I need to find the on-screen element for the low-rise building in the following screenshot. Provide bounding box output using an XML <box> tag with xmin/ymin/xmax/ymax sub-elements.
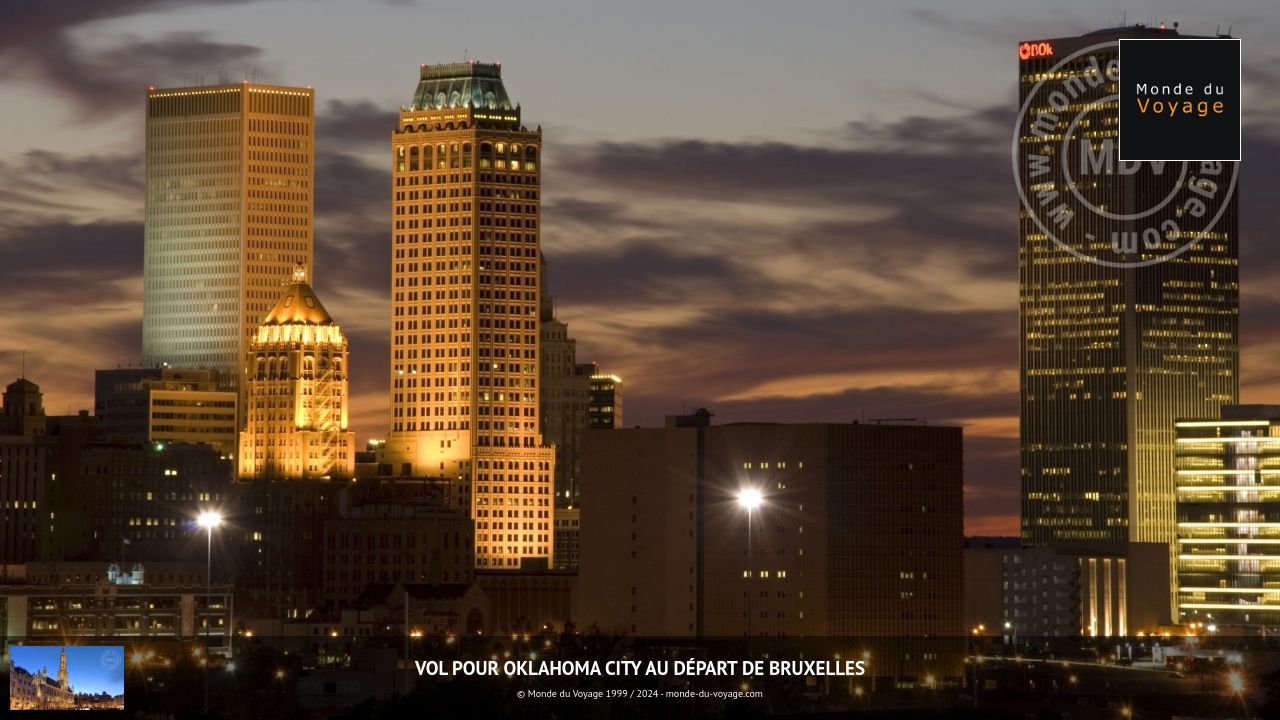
<box><xmin>1</xmin><ymin>563</ymin><xmax>232</xmax><ymax>653</ymax></box>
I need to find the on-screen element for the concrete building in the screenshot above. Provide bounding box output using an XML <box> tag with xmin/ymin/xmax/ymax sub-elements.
<box><xmin>96</xmin><ymin>368</ymin><xmax>237</xmax><ymax>456</ymax></box>
<box><xmin>538</xmin><ymin>266</ymin><xmax>591</xmax><ymax>506</ymax></box>
<box><xmin>579</xmin><ymin>410</ymin><xmax>963</xmax><ymax>680</ymax></box>
<box><xmin>380</xmin><ymin>61</ymin><xmax>554</xmax><ymax>570</ymax></box>
<box><xmin>70</xmin><ymin>442</ymin><xmax>232</xmax><ymax>562</ymax></box>
<box><xmin>1175</xmin><ymin>405</ymin><xmax>1280</xmax><ymax>630</ymax></box>
<box><xmin>321</xmin><ymin>500</ymin><xmax>474</xmax><ymax>608</ymax></box>
<box><xmin>1</xmin><ymin>564</ymin><xmax>232</xmax><ymax>653</ymax></box>
<box><xmin>238</xmin><ymin>267</ymin><xmax>355</xmax><ymax>480</ymax></box>
<box><xmin>553</xmin><ymin>506</ymin><xmax>580</xmax><ymax>571</ymax></box>
<box><xmin>143</xmin><ymin>83</ymin><xmax>315</xmax><ymax>394</ymax></box>
<box><xmin>964</xmin><ymin>540</ymin><xmax>1171</xmax><ymax>640</ymax></box>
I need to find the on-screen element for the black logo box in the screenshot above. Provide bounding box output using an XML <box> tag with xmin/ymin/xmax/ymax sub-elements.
<box><xmin>1118</xmin><ymin>37</ymin><xmax>1241</xmax><ymax>162</ymax></box>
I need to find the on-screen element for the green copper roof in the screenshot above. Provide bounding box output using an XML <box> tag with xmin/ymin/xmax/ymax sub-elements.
<box><xmin>408</xmin><ymin>61</ymin><xmax>515</xmax><ymax>112</ymax></box>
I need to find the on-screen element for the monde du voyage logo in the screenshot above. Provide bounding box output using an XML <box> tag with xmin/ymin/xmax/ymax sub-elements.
<box><xmin>1013</xmin><ymin>39</ymin><xmax>1239</xmax><ymax>269</ymax></box>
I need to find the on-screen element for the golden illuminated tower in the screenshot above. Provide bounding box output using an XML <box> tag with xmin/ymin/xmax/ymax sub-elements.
<box><xmin>1017</xmin><ymin>28</ymin><xmax>1239</xmax><ymax>547</ymax></box>
<box><xmin>143</xmin><ymin>83</ymin><xmax>315</xmax><ymax>396</ymax></box>
<box><xmin>382</xmin><ymin>62</ymin><xmax>554</xmax><ymax>570</ymax></box>
<box><xmin>238</xmin><ymin>267</ymin><xmax>354</xmax><ymax>480</ymax></box>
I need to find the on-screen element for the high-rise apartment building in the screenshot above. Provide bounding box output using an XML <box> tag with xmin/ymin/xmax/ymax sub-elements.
<box><xmin>1018</xmin><ymin>27</ymin><xmax>1239</xmax><ymax>547</ymax></box>
<box><xmin>1175</xmin><ymin>405</ymin><xmax>1280</xmax><ymax>629</ymax></box>
<box><xmin>238</xmin><ymin>268</ymin><xmax>354</xmax><ymax>480</ymax></box>
<box><xmin>143</xmin><ymin>83</ymin><xmax>315</xmax><ymax>394</ymax></box>
<box><xmin>381</xmin><ymin>62</ymin><xmax>554</xmax><ymax>570</ymax></box>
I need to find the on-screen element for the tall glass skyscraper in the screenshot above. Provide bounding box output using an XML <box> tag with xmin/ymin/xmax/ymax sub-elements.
<box><xmin>142</xmin><ymin>83</ymin><xmax>315</xmax><ymax>394</ymax></box>
<box><xmin>381</xmin><ymin>62</ymin><xmax>554</xmax><ymax>569</ymax></box>
<box><xmin>1017</xmin><ymin>27</ymin><xmax>1239</xmax><ymax>548</ymax></box>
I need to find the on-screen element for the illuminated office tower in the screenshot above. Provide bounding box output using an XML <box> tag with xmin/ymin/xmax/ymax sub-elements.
<box><xmin>238</xmin><ymin>267</ymin><xmax>354</xmax><ymax>480</ymax></box>
<box><xmin>1175</xmin><ymin>406</ymin><xmax>1280</xmax><ymax>629</ymax></box>
<box><xmin>382</xmin><ymin>62</ymin><xmax>554</xmax><ymax>569</ymax></box>
<box><xmin>1018</xmin><ymin>26</ymin><xmax>1238</xmax><ymax>546</ymax></box>
<box><xmin>143</xmin><ymin>83</ymin><xmax>315</xmax><ymax>394</ymax></box>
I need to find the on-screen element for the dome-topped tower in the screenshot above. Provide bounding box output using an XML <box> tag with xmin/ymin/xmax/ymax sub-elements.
<box><xmin>238</xmin><ymin>268</ymin><xmax>355</xmax><ymax>480</ymax></box>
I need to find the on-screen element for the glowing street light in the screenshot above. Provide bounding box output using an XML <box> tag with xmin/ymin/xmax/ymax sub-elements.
<box><xmin>737</xmin><ymin>487</ymin><xmax>764</xmax><ymax>640</ymax></box>
<box><xmin>1227</xmin><ymin>670</ymin><xmax>1244</xmax><ymax>694</ymax></box>
<box><xmin>196</xmin><ymin>509</ymin><xmax>223</xmax><ymax>715</ymax></box>
<box><xmin>737</xmin><ymin>488</ymin><xmax>763</xmax><ymax>511</ymax></box>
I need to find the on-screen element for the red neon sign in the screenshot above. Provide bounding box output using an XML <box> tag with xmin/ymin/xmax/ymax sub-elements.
<box><xmin>1018</xmin><ymin>41</ymin><xmax>1054</xmax><ymax>60</ymax></box>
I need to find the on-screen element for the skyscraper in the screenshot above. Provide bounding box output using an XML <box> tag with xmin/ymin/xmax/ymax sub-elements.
<box><xmin>238</xmin><ymin>267</ymin><xmax>354</xmax><ymax>480</ymax></box>
<box><xmin>1018</xmin><ymin>27</ymin><xmax>1239</xmax><ymax>548</ymax></box>
<box><xmin>143</xmin><ymin>83</ymin><xmax>315</xmax><ymax>393</ymax></box>
<box><xmin>381</xmin><ymin>62</ymin><xmax>554</xmax><ymax>570</ymax></box>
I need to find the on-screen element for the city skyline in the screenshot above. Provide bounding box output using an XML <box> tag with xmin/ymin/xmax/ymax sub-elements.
<box><xmin>5</xmin><ymin>1</ymin><xmax>1280</xmax><ymax>536</ymax></box>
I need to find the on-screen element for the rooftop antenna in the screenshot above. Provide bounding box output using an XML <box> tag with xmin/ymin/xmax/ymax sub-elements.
<box><xmin>21</xmin><ymin>350</ymin><xmax>26</xmax><ymax>378</ymax></box>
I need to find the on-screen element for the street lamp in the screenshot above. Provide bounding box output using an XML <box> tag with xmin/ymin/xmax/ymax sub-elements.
<box><xmin>1227</xmin><ymin>670</ymin><xmax>1244</xmax><ymax>694</ymax></box>
<box><xmin>196</xmin><ymin>510</ymin><xmax>222</xmax><ymax>714</ymax></box>
<box><xmin>736</xmin><ymin>488</ymin><xmax>763</xmax><ymax>641</ymax></box>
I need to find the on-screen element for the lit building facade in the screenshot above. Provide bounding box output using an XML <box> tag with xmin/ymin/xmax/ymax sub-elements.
<box><xmin>143</xmin><ymin>83</ymin><xmax>315</xmax><ymax>395</ymax></box>
<box><xmin>2</xmin><ymin>567</ymin><xmax>232</xmax><ymax>651</ymax></box>
<box><xmin>1018</xmin><ymin>27</ymin><xmax>1239</xmax><ymax>548</ymax></box>
<box><xmin>381</xmin><ymin>62</ymin><xmax>553</xmax><ymax>570</ymax></box>
<box><xmin>1176</xmin><ymin>405</ymin><xmax>1280</xmax><ymax>629</ymax></box>
<box><xmin>96</xmin><ymin>368</ymin><xmax>237</xmax><ymax>456</ymax></box>
<box><xmin>966</xmin><ymin>541</ymin><xmax>1170</xmax><ymax>640</ymax></box>
<box><xmin>588</xmin><ymin>371</ymin><xmax>623</xmax><ymax>429</ymax></box>
<box><xmin>239</xmin><ymin>268</ymin><xmax>355</xmax><ymax>480</ymax></box>
<box><xmin>8</xmin><ymin>648</ymin><xmax>72</xmax><ymax>710</ymax></box>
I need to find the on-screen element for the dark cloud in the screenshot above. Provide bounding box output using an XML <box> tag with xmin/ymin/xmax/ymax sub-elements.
<box><xmin>0</xmin><ymin>150</ymin><xmax>143</xmax><ymax>225</ymax></box>
<box><xmin>0</xmin><ymin>220</ymin><xmax>141</xmax><ymax>290</ymax></box>
<box><xmin>318</xmin><ymin>100</ymin><xmax>396</xmax><ymax>150</ymax></box>
<box><xmin>0</xmin><ymin>0</ymin><xmax>263</xmax><ymax>113</ymax></box>
<box><xmin>25</xmin><ymin>32</ymin><xmax>263</xmax><ymax>113</ymax></box>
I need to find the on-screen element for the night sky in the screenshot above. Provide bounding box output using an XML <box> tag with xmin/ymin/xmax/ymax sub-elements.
<box><xmin>3</xmin><ymin>0</ymin><xmax>1280</xmax><ymax>536</ymax></box>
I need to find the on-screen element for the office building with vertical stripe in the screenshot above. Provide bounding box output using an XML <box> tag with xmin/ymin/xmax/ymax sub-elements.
<box><xmin>1018</xmin><ymin>27</ymin><xmax>1239</xmax><ymax>552</ymax></box>
<box><xmin>143</xmin><ymin>83</ymin><xmax>315</xmax><ymax>398</ymax></box>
